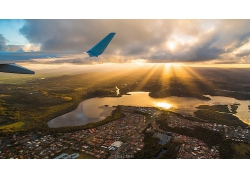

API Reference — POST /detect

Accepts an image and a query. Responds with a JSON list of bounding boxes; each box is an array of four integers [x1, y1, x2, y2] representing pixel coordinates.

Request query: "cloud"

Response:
[[235, 49, 250, 57], [29, 54, 129, 65], [0, 34, 8, 51], [19, 20, 172, 54], [6, 45, 23, 52], [22, 43, 40, 52], [0, 33, 40, 53], [0, 52, 58, 62], [16, 19, 250, 64]]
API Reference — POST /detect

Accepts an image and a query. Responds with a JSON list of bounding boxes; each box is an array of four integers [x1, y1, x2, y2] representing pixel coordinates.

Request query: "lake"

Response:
[[153, 132, 172, 145], [47, 92, 250, 128]]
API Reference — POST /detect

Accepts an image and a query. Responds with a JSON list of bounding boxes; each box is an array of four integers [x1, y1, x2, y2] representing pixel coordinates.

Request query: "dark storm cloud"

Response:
[[195, 46, 223, 61], [18, 19, 250, 63], [191, 35, 225, 61], [0, 34, 8, 51]]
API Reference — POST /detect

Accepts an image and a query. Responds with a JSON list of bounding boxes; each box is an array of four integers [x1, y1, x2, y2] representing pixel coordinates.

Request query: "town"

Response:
[[0, 106, 250, 159], [156, 112, 250, 143]]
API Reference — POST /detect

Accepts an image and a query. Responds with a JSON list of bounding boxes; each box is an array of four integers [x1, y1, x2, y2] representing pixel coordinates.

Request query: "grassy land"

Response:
[[184, 116, 210, 123], [159, 139, 182, 159], [196, 105, 231, 113], [233, 142, 250, 157], [194, 109, 247, 127], [220, 140, 250, 159], [194, 104, 246, 127], [197, 104, 238, 114], [134, 131, 162, 159], [0, 122, 25, 132], [77, 152, 96, 159]]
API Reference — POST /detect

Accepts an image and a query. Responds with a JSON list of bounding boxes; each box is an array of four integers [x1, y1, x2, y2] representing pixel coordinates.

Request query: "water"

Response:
[[153, 132, 172, 145], [47, 92, 250, 128], [156, 149, 166, 159], [153, 132, 171, 158], [116, 86, 120, 96]]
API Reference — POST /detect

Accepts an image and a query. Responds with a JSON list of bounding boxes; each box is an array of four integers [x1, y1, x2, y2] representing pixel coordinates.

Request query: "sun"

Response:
[[167, 42, 176, 51]]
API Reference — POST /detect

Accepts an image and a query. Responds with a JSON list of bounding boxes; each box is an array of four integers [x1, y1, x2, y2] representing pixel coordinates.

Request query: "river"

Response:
[[47, 92, 250, 128]]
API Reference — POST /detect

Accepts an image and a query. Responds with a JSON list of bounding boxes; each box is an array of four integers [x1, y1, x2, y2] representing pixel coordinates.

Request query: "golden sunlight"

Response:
[[164, 63, 183, 67], [167, 42, 176, 51], [154, 102, 173, 109], [131, 59, 147, 64]]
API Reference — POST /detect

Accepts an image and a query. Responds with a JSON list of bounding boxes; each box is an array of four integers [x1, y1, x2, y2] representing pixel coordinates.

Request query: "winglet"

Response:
[[0, 64, 35, 74], [86, 32, 116, 57]]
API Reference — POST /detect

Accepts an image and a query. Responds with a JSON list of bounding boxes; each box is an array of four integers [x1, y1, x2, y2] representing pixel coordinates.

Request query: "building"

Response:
[[111, 141, 123, 148]]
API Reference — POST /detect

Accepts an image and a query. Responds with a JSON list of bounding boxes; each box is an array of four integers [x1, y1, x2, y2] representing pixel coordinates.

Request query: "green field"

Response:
[[159, 139, 182, 159], [0, 121, 25, 131], [232, 142, 250, 158], [194, 109, 247, 127], [220, 140, 250, 159], [134, 131, 162, 159], [196, 105, 231, 113], [196, 104, 239, 114]]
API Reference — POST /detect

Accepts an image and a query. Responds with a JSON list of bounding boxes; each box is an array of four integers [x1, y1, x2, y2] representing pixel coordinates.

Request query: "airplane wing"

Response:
[[0, 63, 35, 74], [0, 32, 116, 74], [86, 32, 116, 57]]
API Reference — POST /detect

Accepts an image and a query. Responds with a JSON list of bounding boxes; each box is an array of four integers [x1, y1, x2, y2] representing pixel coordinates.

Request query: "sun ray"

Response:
[[171, 65, 205, 97], [159, 63, 171, 90], [134, 64, 161, 90], [83, 65, 141, 87], [182, 66, 218, 92]]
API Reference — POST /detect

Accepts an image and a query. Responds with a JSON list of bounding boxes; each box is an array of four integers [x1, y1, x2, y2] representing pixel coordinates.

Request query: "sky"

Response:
[[1, 19, 250, 66]]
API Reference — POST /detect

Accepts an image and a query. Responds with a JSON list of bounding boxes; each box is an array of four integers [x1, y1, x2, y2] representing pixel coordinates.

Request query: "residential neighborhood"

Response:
[[1, 106, 250, 159]]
